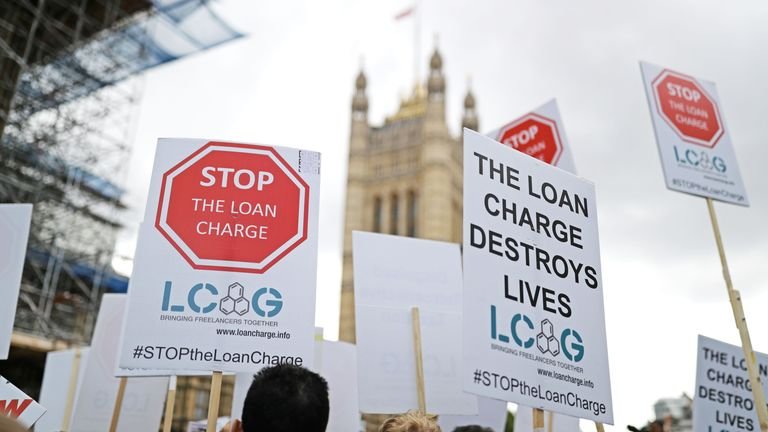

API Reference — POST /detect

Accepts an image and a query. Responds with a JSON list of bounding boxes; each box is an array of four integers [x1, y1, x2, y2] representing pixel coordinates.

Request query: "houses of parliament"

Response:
[[339, 46, 479, 344]]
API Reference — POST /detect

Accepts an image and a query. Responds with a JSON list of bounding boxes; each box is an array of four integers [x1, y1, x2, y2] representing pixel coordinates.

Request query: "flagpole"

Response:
[[414, 0, 420, 85]]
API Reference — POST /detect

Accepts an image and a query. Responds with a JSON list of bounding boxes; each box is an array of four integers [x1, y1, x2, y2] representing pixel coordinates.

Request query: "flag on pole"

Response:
[[394, 6, 415, 20]]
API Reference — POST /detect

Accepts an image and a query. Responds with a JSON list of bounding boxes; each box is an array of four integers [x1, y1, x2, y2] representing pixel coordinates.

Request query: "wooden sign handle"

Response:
[[162, 376, 177, 432], [595, 422, 605, 432], [411, 307, 427, 413], [109, 377, 128, 432], [207, 371, 223, 432], [706, 198, 768, 432], [533, 408, 544, 432], [61, 348, 82, 431]]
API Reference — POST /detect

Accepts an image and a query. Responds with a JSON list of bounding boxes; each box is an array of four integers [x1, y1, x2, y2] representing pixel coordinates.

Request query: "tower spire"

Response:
[[352, 68, 368, 120], [462, 76, 479, 131]]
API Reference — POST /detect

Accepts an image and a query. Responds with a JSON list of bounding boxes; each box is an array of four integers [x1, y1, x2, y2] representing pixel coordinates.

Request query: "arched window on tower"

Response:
[[373, 196, 382, 233], [407, 190, 418, 237], [390, 193, 399, 235]]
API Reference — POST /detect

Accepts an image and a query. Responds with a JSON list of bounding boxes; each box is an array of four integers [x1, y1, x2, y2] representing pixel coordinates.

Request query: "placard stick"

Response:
[[596, 422, 606, 432], [109, 377, 128, 432], [411, 307, 426, 413], [61, 348, 82, 431], [207, 371, 223, 432], [706, 198, 768, 432], [533, 408, 544, 432], [546, 411, 554, 432], [162, 376, 178, 432]]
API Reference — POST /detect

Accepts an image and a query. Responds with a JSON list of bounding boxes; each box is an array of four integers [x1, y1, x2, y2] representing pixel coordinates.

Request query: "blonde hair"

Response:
[[379, 411, 442, 432]]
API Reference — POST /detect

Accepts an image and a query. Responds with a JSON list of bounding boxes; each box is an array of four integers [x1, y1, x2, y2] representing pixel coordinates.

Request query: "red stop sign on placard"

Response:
[[155, 142, 309, 273], [496, 114, 563, 165], [652, 70, 723, 148]]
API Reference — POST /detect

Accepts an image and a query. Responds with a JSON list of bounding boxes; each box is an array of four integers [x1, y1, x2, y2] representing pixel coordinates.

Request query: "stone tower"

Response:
[[338, 47, 478, 343]]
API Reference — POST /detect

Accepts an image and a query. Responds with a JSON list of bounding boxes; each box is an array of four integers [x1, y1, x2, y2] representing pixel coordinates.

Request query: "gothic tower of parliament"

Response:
[[338, 46, 479, 343]]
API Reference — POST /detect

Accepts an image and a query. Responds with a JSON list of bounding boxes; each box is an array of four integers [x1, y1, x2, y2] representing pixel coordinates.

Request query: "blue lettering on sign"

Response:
[[490, 305, 585, 362], [673, 146, 727, 173], [161, 281, 283, 319], [188, 283, 218, 313], [253, 287, 283, 317]]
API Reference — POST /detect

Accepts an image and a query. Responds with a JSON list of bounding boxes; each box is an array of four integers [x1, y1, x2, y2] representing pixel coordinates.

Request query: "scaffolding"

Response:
[[0, 0, 242, 348]]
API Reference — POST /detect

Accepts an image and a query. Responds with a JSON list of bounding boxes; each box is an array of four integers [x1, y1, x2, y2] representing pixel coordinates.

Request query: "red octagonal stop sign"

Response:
[[652, 70, 724, 148], [496, 113, 563, 165], [155, 142, 309, 273]]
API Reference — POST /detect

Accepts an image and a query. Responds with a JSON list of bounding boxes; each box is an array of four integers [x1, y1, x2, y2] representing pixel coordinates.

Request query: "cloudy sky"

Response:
[[114, 0, 768, 428]]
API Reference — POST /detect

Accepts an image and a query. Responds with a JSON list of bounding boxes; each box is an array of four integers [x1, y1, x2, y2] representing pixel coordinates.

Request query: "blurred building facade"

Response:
[[0, 0, 240, 430], [338, 47, 478, 431], [654, 394, 693, 432]]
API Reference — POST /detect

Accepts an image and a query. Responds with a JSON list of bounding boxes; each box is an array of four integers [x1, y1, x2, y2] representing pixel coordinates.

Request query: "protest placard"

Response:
[[70, 294, 168, 432], [36, 348, 90, 431], [316, 340, 361, 431], [462, 129, 612, 423], [694, 335, 768, 432], [487, 99, 576, 174], [0, 204, 32, 360], [118, 139, 320, 373], [640, 61, 748, 206], [0, 376, 46, 428], [353, 231, 477, 414]]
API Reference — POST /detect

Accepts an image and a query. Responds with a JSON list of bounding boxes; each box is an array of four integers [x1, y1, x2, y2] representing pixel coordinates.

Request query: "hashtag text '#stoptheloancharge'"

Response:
[[472, 368, 606, 417], [132, 345, 303, 366]]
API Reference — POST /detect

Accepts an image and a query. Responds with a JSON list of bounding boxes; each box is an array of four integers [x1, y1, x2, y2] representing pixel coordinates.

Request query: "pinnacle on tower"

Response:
[[427, 47, 445, 97], [462, 79, 479, 131], [352, 69, 368, 116]]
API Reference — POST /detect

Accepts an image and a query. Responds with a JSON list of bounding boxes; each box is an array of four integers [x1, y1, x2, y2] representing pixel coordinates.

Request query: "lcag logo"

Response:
[[673, 146, 726, 173], [161, 281, 283, 318], [490, 305, 585, 362]]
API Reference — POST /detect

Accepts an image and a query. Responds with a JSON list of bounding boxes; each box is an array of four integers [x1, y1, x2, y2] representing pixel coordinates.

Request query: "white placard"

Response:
[[487, 99, 577, 174], [315, 340, 361, 431], [462, 129, 613, 423], [230, 340, 362, 431], [640, 61, 748, 206], [230, 373, 252, 422], [0, 204, 32, 360], [439, 396, 508, 432], [0, 376, 46, 428], [353, 232, 477, 414], [514, 406, 581, 432], [71, 294, 168, 432], [36, 348, 90, 431], [119, 139, 321, 373], [693, 335, 768, 432]]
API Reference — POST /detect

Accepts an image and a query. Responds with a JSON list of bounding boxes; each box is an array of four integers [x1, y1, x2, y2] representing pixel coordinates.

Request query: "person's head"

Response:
[[379, 411, 441, 432], [452, 426, 494, 432], [240, 363, 329, 432]]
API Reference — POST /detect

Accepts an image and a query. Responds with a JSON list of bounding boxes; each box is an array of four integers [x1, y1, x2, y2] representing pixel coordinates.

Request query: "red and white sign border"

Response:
[[155, 141, 309, 273], [651, 69, 724, 148], [496, 113, 564, 165]]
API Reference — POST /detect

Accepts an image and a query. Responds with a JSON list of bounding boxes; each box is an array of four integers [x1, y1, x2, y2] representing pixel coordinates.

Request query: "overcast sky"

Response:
[[114, 0, 768, 428]]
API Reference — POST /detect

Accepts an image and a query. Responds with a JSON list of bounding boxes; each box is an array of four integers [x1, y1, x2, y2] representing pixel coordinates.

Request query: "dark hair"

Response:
[[452, 426, 494, 432], [241, 364, 329, 432]]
